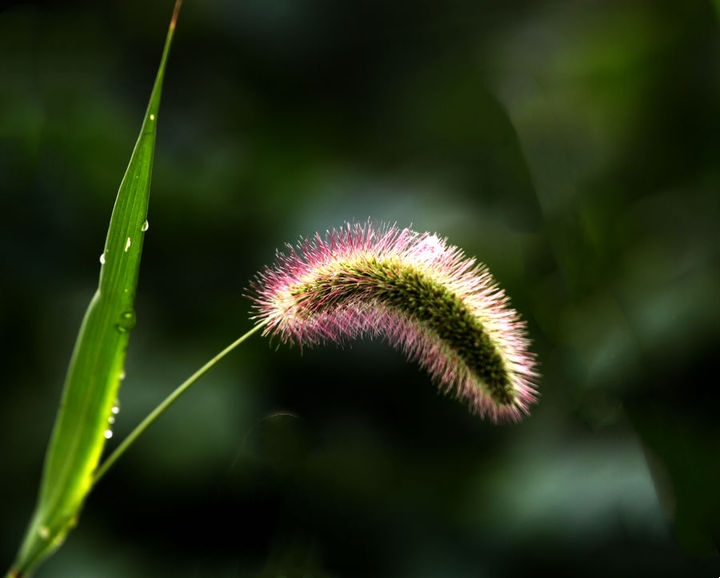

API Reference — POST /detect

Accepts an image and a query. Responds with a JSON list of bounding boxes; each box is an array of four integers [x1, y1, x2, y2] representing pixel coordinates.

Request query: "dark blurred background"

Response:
[[2, 1, 719, 576]]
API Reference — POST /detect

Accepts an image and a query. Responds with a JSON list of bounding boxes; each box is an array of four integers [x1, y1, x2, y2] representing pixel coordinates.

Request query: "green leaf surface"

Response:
[[8, 3, 181, 577]]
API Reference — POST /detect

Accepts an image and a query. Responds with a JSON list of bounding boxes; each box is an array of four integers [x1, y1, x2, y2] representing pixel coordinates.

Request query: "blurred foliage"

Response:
[[1, 1, 719, 576]]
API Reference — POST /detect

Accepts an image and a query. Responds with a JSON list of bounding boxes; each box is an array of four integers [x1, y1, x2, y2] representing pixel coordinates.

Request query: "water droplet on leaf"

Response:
[[141, 220, 149, 232], [99, 253, 106, 265], [124, 237, 132, 252], [116, 310, 136, 333]]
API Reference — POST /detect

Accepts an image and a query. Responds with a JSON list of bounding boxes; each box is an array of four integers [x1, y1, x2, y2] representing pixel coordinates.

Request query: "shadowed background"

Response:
[[1, 1, 719, 576]]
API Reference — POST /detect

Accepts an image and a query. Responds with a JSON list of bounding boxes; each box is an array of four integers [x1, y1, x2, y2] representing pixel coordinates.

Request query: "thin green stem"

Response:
[[92, 321, 267, 485]]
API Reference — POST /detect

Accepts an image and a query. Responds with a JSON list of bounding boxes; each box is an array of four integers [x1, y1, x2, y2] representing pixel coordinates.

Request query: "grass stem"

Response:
[[92, 321, 266, 485]]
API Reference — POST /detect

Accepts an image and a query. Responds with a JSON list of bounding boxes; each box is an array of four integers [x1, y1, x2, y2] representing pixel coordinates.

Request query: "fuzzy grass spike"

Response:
[[250, 222, 538, 422]]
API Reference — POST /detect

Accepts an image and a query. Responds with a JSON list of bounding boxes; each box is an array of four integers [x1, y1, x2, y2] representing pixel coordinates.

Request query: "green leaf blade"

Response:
[[9, 3, 181, 576]]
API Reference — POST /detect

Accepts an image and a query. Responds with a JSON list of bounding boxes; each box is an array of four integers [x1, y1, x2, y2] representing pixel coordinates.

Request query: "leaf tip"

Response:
[[170, 0, 182, 31]]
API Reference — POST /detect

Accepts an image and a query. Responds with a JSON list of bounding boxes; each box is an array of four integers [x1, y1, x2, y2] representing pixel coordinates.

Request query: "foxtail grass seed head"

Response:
[[250, 222, 538, 422]]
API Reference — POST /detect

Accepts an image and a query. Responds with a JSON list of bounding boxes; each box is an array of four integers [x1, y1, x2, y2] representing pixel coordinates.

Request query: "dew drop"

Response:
[[119, 370, 126, 381], [99, 253, 106, 265], [141, 219, 149, 232], [38, 526, 50, 539], [111, 403, 120, 415], [104, 429, 113, 439], [51, 526, 69, 548], [115, 310, 136, 333], [108, 415, 115, 425], [124, 237, 132, 252], [149, 114, 156, 121]]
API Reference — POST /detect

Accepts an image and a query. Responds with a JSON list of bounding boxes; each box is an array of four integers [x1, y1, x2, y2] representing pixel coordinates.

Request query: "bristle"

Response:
[[249, 221, 539, 422]]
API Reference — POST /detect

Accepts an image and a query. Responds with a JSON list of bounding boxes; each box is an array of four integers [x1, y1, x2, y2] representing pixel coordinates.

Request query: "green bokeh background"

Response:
[[2, 1, 719, 576]]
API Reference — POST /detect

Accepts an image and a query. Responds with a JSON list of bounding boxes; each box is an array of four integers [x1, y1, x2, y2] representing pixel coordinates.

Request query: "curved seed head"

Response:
[[249, 222, 539, 422]]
